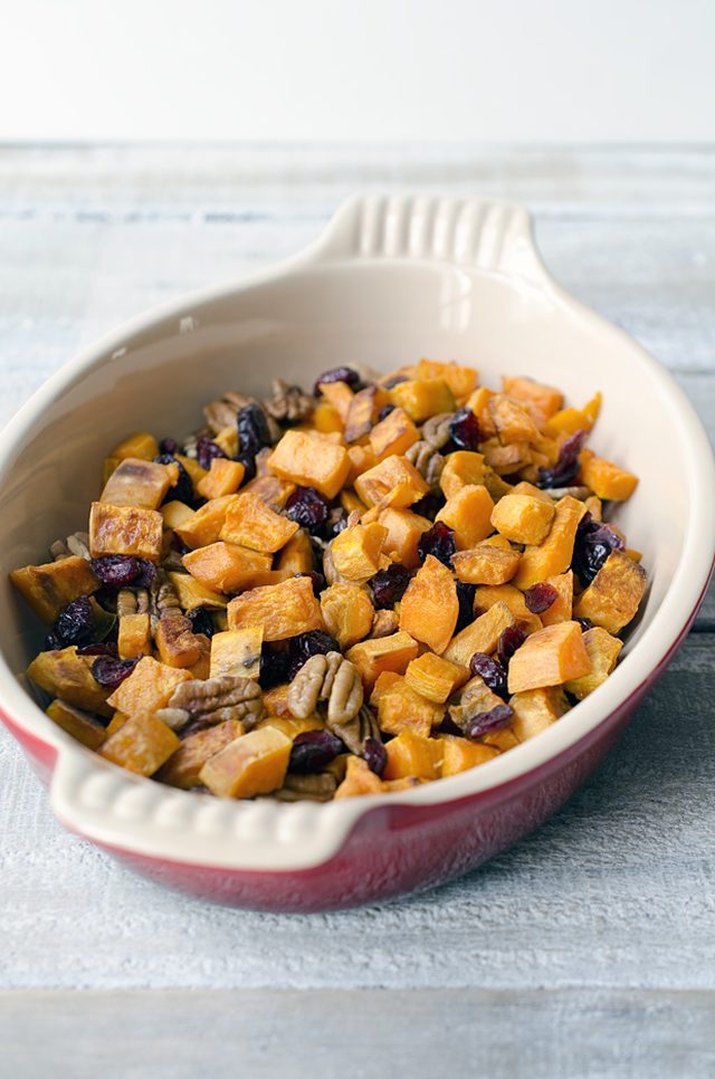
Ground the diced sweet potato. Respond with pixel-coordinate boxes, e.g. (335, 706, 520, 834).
(564, 626, 623, 699)
(106, 655, 191, 715)
(452, 543, 520, 586)
(161, 501, 195, 530)
(490, 493, 555, 546)
(241, 474, 295, 510)
(439, 735, 499, 776)
(405, 652, 469, 703)
(448, 674, 505, 729)
(262, 683, 292, 717)
(183, 542, 272, 594)
(89, 502, 163, 562)
(100, 457, 177, 512)
(175, 453, 208, 491)
(10, 555, 99, 623)
(488, 394, 540, 443)
(320, 582, 374, 648)
(155, 610, 203, 669)
(435, 485, 494, 549)
(268, 430, 350, 499)
(514, 495, 586, 589)
(100, 712, 181, 776)
(355, 454, 429, 510)
(199, 727, 292, 798)
(482, 439, 531, 475)
(399, 554, 458, 654)
(330, 521, 388, 582)
(341, 489, 368, 516)
(543, 393, 601, 437)
(210, 626, 263, 680)
(226, 575, 324, 641)
(573, 550, 647, 634)
(416, 359, 478, 402)
(213, 425, 239, 458)
(118, 612, 152, 659)
(507, 621, 591, 694)
(482, 727, 520, 751)
(377, 507, 432, 569)
(375, 674, 445, 738)
(472, 584, 542, 635)
(439, 451, 486, 499)
(174, 495, 239, 549)
(28, 646, 112, 717)
(276, 529, 314, 575)
(578, 448, 638, 501)
(383, 730, 442, 780)
(539, 571, 574, 626)
(345, 445, 378, 486)
(256, 714, 324, 739)
(389, 378, 455, 422)
(509, 686, 570, 741)
(103, 432, 160, 481)
(317, 379, 353, 423)
(501, 377, 564, 426)
(346, 630, 419, 687)
(196, 457, 245, 500)
(187, 634, 211, 681)
(219, 490, 298, 553)
(334, 755, 384, 797)
(168, 571, 227, 611)
(442, 601, 515, 668)
(368, 407, 419, 460)
(45, 698, 106, 749)
(311, 400, 343, 434)
(344, 386, 381, 444)
(156, 719, 245, 788)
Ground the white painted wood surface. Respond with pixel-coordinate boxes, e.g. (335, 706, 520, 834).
(0, 145, 713, 1077)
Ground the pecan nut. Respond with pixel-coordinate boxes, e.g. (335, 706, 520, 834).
(263, 378, 314, 424)
(421, 412, 454, 450)
(405, 440, 445, 486)
(169, 674, 264, 729)
(287, 651, 363, 727)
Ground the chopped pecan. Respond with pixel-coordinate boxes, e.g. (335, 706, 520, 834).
(369, 609, 400, 638)
(287, 651, 363, 728)
(275, 772, 337, 802)
(154, 706, 190, 730)
(169, 674, 264, 729)
(204, 392, 282, 443)
(49, 532, 91, 562)
(421, 412, 454, 450)
(335, 704, 381, 757)
(263, 378, 314, 424)
(405, 440, 445, 486)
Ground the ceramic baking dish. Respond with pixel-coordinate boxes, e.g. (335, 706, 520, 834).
(1, 194, 713, 911)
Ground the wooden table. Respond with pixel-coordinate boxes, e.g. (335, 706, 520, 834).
(0, 145, 713, 1078)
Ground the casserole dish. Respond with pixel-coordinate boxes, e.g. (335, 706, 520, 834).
(1, 193, 713, 911)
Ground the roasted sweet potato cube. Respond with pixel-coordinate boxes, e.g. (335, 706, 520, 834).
(118, 612, 152, 659)
(473, 584, 541, 635)
(256, 713, 324, 739)
(320, 582, 374, 648)
(335, 755, 385, 798)
(210, 626, 263, 680)
(501, 377, 564, 426)
(514, 495, 586, 589)
(390, 378, 455, 423)
(161, 501, 195, 530)
(346, 630, 419, 687)
(311, 400, 343, 434)
(268, 430, 350, 499)
(543, 392, 601, 437)
(276, 529, 314, 575)
(173, 495, 238, 549)
(377, 507, 432, 569)
(439, 735, 499, 776)
(443, 601, 515, 668)
(447, 674, 505, 730)
(106, 431, 160, 467)
(345, 445, 378, 486)
(45, 698, 106, 749)
(510, 481, 553, 503)
(539, 571, 574, 626)
(404, 652, 468, 703)
(344, 386, 380, 444)
(509, 686, 570, 741)
(155, 610, 203, 669)
(317, 379, 353, 423)
(439, 451, 486, 499)
(183, 542, 272, 594)
(28, 646, 112, 716)
(464, 386, 496, 435)
(100, 712, 181, 776)
(100, 457, 177, 511)
(187, 634, 211, 681)
(341, 489, 368, 516)
(156, 719, 245, 788)
(491, 493, 555, 546)
(355, 454, 429, 510)
(452, 544, 521, 586)
(241, 474, 295, 510)
(507, 621, 591, 694)
(330, 521, 388, 582)
(482, 727, 520, 751)
(375, 674, 445, 738)
(167, 571, 227, 611)
(213, 425, 239, 458)
(482, 439, 531, 475)
(416, 359, 478, 402)
(106, 655, 191, 715)
(368, 407, 419, 460)
(10, 555, 99, 623)
(564, 627, 623, 699)
(89, 502, 163, 562)
(104, 711, 129, 737)
(219, 490, 298, 553)
(199, 727, 292, 798)
(435, 484, 494, 549)
(174, 453, 208, 491)
(399, 555, 458, 654)
(488, 394, 540, 443)
(227, 575, 323, 641)
(383, 730, 442, 780)
(578, 448, 638, 501)
(196, 458, 245, 500)
(573, 550, 647, 634)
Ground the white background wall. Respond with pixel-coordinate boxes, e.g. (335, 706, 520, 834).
(0, 0, 712, 142)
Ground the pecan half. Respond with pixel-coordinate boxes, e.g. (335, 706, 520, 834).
(421, 412, 454, 450)
(275, 773, 337, 802)
(263, 378, 314, 424)
(405, 440, 445, 486)
(204, 392, 282, 443)
(287, 651, 363, 728)
(334, 704, 381, 757)
(169, 674, 264, 729)
(49, 532, 91, 562)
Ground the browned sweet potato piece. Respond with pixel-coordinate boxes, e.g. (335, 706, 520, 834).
(155, 611, 203, 669)
(103, 432, 160, 482)
(100, 712, 181, 776)
(442, 601, 515, 668)
(45, 698, 106, 749)
(199, 727, 292, 798)
(227, 575, 323, 641)
(416, 359, 478, 402)
(501, 376, 564, 426)
(256, 713, 324, 738)
(509, 686, 570, 741)
(507, 621, 591, 694)
(183, 542, 272, 594)
(452, 544, 521, 586)
(276, 529, 314, 575)
(334, 755, 423, 798)
(344, 386, 383, 444)
(488, 394, 541, 443)
(439, 451, 486, 499)
(268, 430, 350, 499)
(355, 454, 429, 510)
(107, 655, 191, 715)
(573, 550, 647, 634)
(390, 378, 455, 422)
(491, 493, 555, 546)
(219, 490, 298, 553)
(404, 652, 468, 703)
(174, 495, 239, 549)
(377, 507, 432, 569)
(368, 407, 419, 460)
(564, 626, 623, 699)
(89, 502, 163, 562)
(156, 719, 245, 788)
(330, 521, 388, 582)
(210, 626, 263, 679)
(100, 457, 177, 510)
(10, 556, 99, 623)
(439, 735, 499, 776)
(196, 458, 245, 500)
(577, 448, 638, 501)
(320, 582, 374, 648)
(472, 584, 541, 635)
(399, 554, 458, 654)
(161, 501, 194, 530)
(384, 730, 442, 780)
(346, 630, 419, 687)
(28, 646, 112, 717)
(118, 612, 152, 659)
(375, 674, 445, 738)
(168, 572, 227, 611)
(514, 495, 586, 589)
(539, 571, 574, 626)
(436, 485, 494, 549)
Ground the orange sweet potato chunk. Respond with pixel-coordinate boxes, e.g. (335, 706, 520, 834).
(89, 502, 163, 562)
(276, 529, 314, 575)
(383, 730, 442, 780)
(174, 495, 239, 549)
(452, 544, 521, 586)
(404, 652, 468, 703)
(491, 493, 555, 546)
(156, 719, 246, 788)
(539, 571, 574, 626)
(345, 444, 378, 486)
(355, 454, 429, 509)
(118, 612, 152, 660)
(198, 727, 292, 798)
(45, 699, 107, 749)
(268, 430, 350, 499)
(377, 507, 432, 569)
(227, 575, 324, 641)
(399, 554, 458, 654)
(439, 451, 486, 499)
(443, 601, 515, 668)
(436, 485, 494, 549)
(28, 647, 113, 717)
(10, 555, 99, 623)
(330, 521, 388, 582)
(183, 542, 272, 594)
(344, 386, 383, 444)
(100, 713, 181, 777)
(509, 686, 570, 741)
(320, 582, 374, 648)
(543, 393, 601, 437)
(573, 550, 647, 634)
(219, 490, 298, 553)
(501, 376, 564, 426)
(196, 457, 245, 500)
(472, 584, 542, 635)
(564, 626, 623, 699)
(439, 735, 499, 776)
(514, 495, 586, 589)
(416, 359, 478, 402)
(578, 448, 638, 501)
(375, 675, 445, 738)
(390, 378, 455, 422)
(368, 407, 419, 461)
(346, 630, 419, 687)
(107, 655, 191, 714)
(100, 457, 177, 511)
(168, 572, 227, 611)
(507, 621, 591, 694)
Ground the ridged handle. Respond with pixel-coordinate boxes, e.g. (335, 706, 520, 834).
(307, 193, 551, 287)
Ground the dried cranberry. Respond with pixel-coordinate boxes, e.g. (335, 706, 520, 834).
(449, 408, 480, 451)
(469, 652, 508, 699)
(196, 434, 227, 471)
(45, 595, 95, 650)
(417, 521, 456, 568)
(285, 486, 329, 532)
(572, 511, 625, 585)
(497, 624, 526, 666)
(237, 403, 271, 458)
(524, 582, 559, 614)
(438, 714, 464, 737)
(187, 606, 215, 639)
(465, 703, 514, 740)
(576, 617, 594, 631)
(313, 366, 362, 397)
(91, 655, 138, 691)
(159, 437, 182, 455)
(455, 581, 477, 633)
(288, 631, 340, 680)
(370, 564, 411, 608)
(91, 555, 157, 590)
(364, 737, 387, 776)
(295, 571, 326, 597)
(259, 644, 290, 689)
(289, 730, 344, 773)
(154, 453, 195, 506)
(537, 429, 587, 489)
(377, 404, 395, 422)
(236, 452, 257, 483)
(323, 507, 348, 539)
(411, 491, 445, 521)
(77, 642, 117, 657)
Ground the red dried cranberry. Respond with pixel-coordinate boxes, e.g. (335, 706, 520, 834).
(469, 652, 508, 698)
(236, 451, 257, 483)
(537, 429, 587, 489)
(196, 434, 227, 471)
(370, 564, 411, 608)
(91, 555, 157, 590)
(237, 403, 271, 458)
(377, 404, 395, 422)
(159, 437, 182, 455)
(449, 408, 480, 451)
(77, 642, 117, 657)
(91, 655, 138, 691)
(154, 453, 195, 506)
(524, 582, 559, 614)
(465, 703, 514, 740)
(289, 730, 344, 773)
(285, 486, 329, 531)
(497, 624, 526, 666)
(295, 571, 326, 597)
(455, 581, 477, 632)
(364, 736, 387, 776)
(411, 491, 445, 521)
(417, 521, 456, 568)
(187, 606, 215, 639)
(288, 631, 340, 680)
(313, 367, 362, 397)
(259, 644, 290, 689)
(45, 595, 95, 650)
(572, 511, 625, 585)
